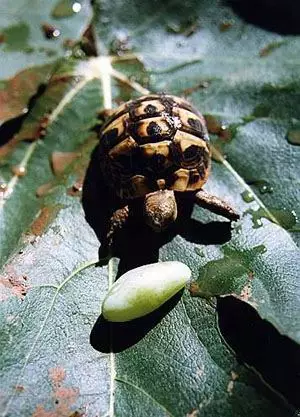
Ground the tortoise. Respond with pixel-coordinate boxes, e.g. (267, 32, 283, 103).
(94, 93, 239, 254)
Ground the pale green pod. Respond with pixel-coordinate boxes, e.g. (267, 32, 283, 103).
(102, 261, 191, 322)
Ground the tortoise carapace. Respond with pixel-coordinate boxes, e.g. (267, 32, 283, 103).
(95, 93, 239, 255)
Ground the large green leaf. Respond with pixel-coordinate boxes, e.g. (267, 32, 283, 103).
(1, 0, 300, 416)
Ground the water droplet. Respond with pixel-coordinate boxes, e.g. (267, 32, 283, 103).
(11, 165, 26, 177)
(52, 0, 82, 18)
(41, 23, 61, 39)
(287, 120, 300, 146)
(248, 179, 273, 194)
(271, 208, 298, 230)
(67, 180, 83, 196)
(72, 2, 81, 13)
(204, 114, 235, 141)
(246, 207, 298, 230)
(241, 190, 255, 203)
(0, 183, 7, 192)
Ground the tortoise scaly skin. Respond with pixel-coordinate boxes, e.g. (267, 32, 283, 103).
(96, 94, 239, 256)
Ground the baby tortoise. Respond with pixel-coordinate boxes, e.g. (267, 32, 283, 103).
(95, 93, 239, 255)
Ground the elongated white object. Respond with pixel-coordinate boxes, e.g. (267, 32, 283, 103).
(102, 261, 191, 322)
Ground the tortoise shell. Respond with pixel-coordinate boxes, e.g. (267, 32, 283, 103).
(98, 94, 211, 199)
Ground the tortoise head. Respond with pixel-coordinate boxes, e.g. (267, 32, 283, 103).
(144, 190, 177, 232)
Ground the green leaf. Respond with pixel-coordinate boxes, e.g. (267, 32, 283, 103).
(1, 0, 300, 416)
(0, 0, 92, 124)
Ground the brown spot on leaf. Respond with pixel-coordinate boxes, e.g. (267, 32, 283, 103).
(32, 367, 80, 417)
(15, 385, 25, 392)
(29, 206, 60, 236)
(0, 266, 28, 301)
(36, 182, 56, 198)
(0, 65, 52, 124)
(49, 367, 66, 387)
(51, 152, 79, 176)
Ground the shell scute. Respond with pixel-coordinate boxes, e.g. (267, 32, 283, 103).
(98, 94, 211, 199)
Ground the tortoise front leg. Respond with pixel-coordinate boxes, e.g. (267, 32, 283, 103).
(98, 205, 130, 262)
(194, 189, 239, 221)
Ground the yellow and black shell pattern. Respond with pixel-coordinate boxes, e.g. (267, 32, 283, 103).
(98, 94, 211, 200)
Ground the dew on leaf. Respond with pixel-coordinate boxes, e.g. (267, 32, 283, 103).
(41, 23, 61, 39)
(241, 190, 255, 203)
(0, 183, 8, 193)
(52, 0, 81, 18)
(287, 120, 300, 146)
(109, 34, 131, 56)
(67, 179, 83, 196)
(11, 165, 27, 177)
(193, 245, 266, 298)
(204, 114, 235, 141)
(246, 207, 297, 230)
(247, 179, 273, 194)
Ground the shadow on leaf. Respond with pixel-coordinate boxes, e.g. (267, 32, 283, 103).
(227, 0, 300, 35)
(90, 290, 183, 353)
(218, 296, 300, 408)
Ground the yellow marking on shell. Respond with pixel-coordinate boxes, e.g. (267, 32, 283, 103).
(135, 117, 172, 140)
(131, 175, 151, 197)
(140, 140, 171, 158)
(102, 113, 128, 136)
(169, 168, 190, 191)
(109, 137, 137, 158)
(173, 108, 204, 131)
(173, 130, 210, 154)
(133, 100, 165, 118)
